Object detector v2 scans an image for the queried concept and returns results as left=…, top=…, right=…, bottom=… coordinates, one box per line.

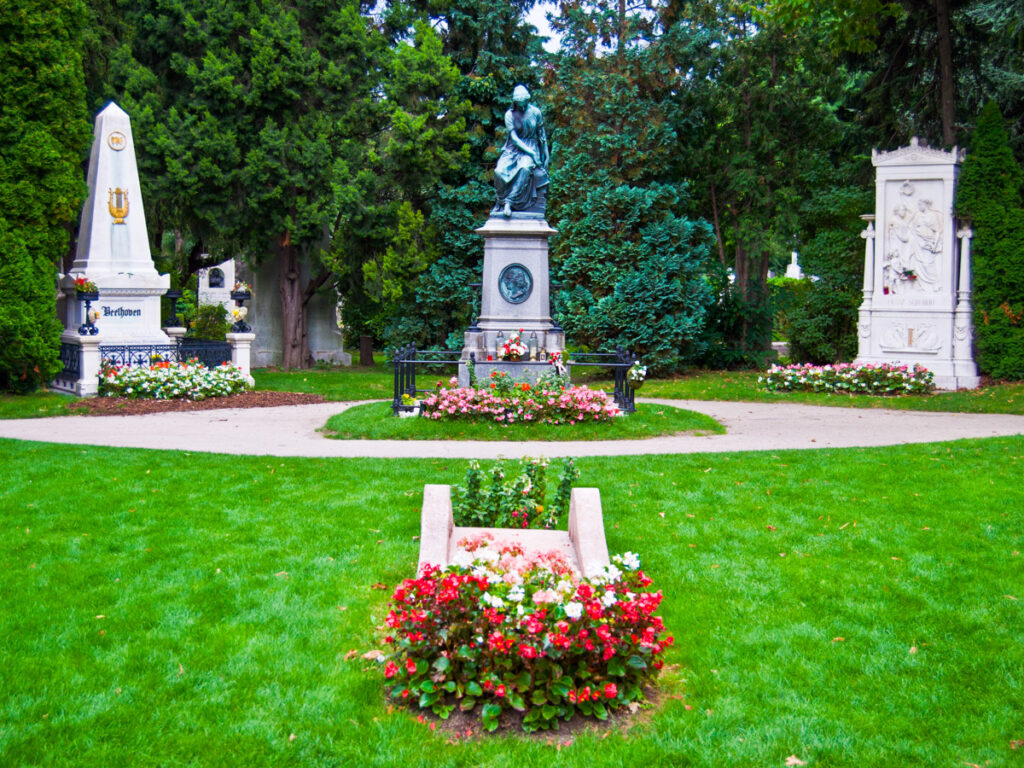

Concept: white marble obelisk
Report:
left=61, top=102, right=169, bottom=344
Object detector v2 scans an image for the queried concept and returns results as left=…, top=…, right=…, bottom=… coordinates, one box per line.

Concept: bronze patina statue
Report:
left=493, top=85, right=549, bottom=218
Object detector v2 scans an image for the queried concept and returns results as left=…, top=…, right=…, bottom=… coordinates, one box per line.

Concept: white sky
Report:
left=526, top=2, right=561, bottom=53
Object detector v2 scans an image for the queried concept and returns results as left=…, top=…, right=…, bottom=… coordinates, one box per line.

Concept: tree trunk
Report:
left=278, top=240, right=312, bottom=369
left=935, top=0, right=956, bottom=145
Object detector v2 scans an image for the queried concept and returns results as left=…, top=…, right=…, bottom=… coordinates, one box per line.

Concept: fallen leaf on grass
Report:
left=337, top=605, right=348, bottom=611
left=344, top=649, right=359, bottom=661
left=289, top=733, right=296, bottom=742
left=766, top=525, right=777, bottom=531
left=1010, top=739, right=1024, bottom=750
left=832, top=637, right=845, bottom=643
left=275, top=571, right=289, bottom=578
left=1005, top=595, right=1018, bottom=601
left=178, top=663, right=184, bottom=675
left=371, top=582, right=388, bottom=590
left=362, top=650, right=384, bottom=661
left=785, top=757, right=807, bottom=766
left=909, top=646, right=917, bottom=654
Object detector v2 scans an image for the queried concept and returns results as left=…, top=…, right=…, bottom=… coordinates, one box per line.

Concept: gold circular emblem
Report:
left=107, top=131, right=127, bottom=151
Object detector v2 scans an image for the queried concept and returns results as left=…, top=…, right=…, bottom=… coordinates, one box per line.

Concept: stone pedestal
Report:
left=59, top=332, right=103, bottom=397
left=226, top=332, right=256, bottom=384
left=854, top=138, right=980, bottom=390
left=459, top=217, right=564, bottom=385
left=163, top=326, right=187, bottom=342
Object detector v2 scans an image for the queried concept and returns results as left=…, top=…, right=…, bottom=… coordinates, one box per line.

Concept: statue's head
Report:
left=512, top=85, right=531, bottom=109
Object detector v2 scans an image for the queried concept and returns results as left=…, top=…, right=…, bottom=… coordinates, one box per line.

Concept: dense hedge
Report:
left=955, top=102, right=1024, bottom=380
left=0, top=0, right=90, bottom=391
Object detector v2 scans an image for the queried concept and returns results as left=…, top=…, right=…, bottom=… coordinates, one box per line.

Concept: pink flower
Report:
left=384, top=660, right=399, bottom=679
left=604, top=683, right=617, bottom=699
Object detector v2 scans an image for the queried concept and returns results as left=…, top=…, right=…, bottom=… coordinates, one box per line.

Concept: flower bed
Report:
left=420, top=374, right=620, bottom=425
left=98, top=359, right=252, bottom=400
left=383, top=539, right=671, bottom=732
left=760, top=362, right=935, bottom=395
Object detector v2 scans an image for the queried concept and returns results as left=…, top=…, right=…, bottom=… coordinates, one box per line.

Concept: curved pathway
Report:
left=1, top=398, right=1022, bottom=458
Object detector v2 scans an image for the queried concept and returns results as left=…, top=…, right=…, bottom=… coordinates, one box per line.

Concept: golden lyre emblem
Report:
left=107, top=131, right=127, bottom=151
left=108, top=187, right=129, bottom=224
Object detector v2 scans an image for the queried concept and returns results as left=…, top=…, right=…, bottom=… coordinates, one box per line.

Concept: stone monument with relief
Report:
left=854, top=137, right=980, bottom=390
left=459, top=85, right=565, bottom=385
left=60, top=102, right=170, bottom=345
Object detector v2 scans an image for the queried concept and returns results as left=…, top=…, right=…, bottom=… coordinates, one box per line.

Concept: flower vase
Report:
left=628, top=379, right=644, bottom=391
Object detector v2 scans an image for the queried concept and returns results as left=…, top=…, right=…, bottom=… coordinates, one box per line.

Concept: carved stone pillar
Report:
left=857, top=215, right=876, bottom=359
left=952, top=224, right=979, bottom=386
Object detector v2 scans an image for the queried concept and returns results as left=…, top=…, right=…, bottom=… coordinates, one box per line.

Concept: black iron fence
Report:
left=392, top=345, right=465, bottom=414
left=100, top=339, right=232, bottom=369
left=56, top=342, right=82, bottom=391
left=565, top=346, right=637, bottom=414
left=392, top=344, right=638, bottom=415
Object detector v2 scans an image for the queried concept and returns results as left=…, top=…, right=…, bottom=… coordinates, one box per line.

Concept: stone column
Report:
left=857, top=215, right=876, bottom=359
left=226, top=332, right=256, bottom=385
left=952, top=225, right=980, bottom=386
left=163, top=326, right=186, bottom=342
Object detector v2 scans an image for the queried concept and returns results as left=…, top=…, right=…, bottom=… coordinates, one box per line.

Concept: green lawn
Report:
left=4, top=365, right=1022, bottom=420
left=253, top=361, right=393, bottom=402
left=2, top=436, right=1022, bottom=766
left=323, top=401, right=723, bottom=441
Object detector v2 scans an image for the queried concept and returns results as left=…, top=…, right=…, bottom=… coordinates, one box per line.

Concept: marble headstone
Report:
left=854, top=137, right=979, bottom=390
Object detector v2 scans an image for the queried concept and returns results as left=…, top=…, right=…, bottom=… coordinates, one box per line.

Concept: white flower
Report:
left=480, top=592, right=506, bottom=610
left=601, top=590, right=617, bottom=608
left=613, top=551, right=641, bottom=571
left=564, top=601, right=583, bottom=620
left=507, top=585, right=525, bottom=603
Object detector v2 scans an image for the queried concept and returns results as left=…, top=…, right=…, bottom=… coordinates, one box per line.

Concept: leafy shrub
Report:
left=768, top=276, right=813, bottom=341
left=760, top=362, right=934, bottom=395
left=98, top=360, right=251, bottom=400
left=382, top=542, right=671, bottom=732
left=785, top=281, right=860, bottom=364
left=189, top=303, right=231, bottom=341
left=453, top=458, right=580, bottom=530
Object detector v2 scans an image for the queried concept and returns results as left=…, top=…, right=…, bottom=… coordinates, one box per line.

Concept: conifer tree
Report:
left=955, top=101, right=1024, bottom=379
left=0, top=0, right=90, bottom=391
left=544, top=1, right=716, bottom=372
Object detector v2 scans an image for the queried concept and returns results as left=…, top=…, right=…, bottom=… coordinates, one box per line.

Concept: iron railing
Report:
left=55, top=342, right=82, bottom=390
left=100, top=340, right=232, bottom=369
left=392, top=344, right=638, bottom=415
left=392, top=345, right=465, bottom=414
left=565, top=346, right=637, bottom=414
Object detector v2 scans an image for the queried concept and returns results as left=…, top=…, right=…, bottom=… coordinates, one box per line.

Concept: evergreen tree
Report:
left=376, top=0, right=542, bottom=350
left=95, top=1, right=467, bottom=368
left=955, top=101, right=1024, bottom=379
left=0, top=0, right=90, bottom=391
left=546, top=1, right=716, bottom=372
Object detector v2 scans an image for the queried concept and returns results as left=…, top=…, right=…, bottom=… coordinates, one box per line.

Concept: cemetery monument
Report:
left=854, top=137, right=980, bottom=390
left=459, top=85, right=565, bottom=385
left=59, top=102, right=170, bottom=346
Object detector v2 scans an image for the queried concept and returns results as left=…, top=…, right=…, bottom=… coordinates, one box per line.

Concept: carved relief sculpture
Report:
left=882, top=182, right=942, bottom=294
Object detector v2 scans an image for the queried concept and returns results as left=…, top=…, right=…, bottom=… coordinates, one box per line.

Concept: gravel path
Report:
left=1, top=398, right=1022, bottom=458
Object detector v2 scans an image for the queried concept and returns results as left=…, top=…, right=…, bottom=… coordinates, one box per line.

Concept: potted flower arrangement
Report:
left=900, top=269, right=918, bottom=282
left=230, top=280, right=252, bottom=301
left=500, top=329, right=529, bottom=361
left=73, top=275, right=99, bottom=301
left=626, top=361, right=647, bottom=390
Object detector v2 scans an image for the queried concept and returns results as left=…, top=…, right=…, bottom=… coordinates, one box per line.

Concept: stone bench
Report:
left=417, top=484, right=611, bottom=577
